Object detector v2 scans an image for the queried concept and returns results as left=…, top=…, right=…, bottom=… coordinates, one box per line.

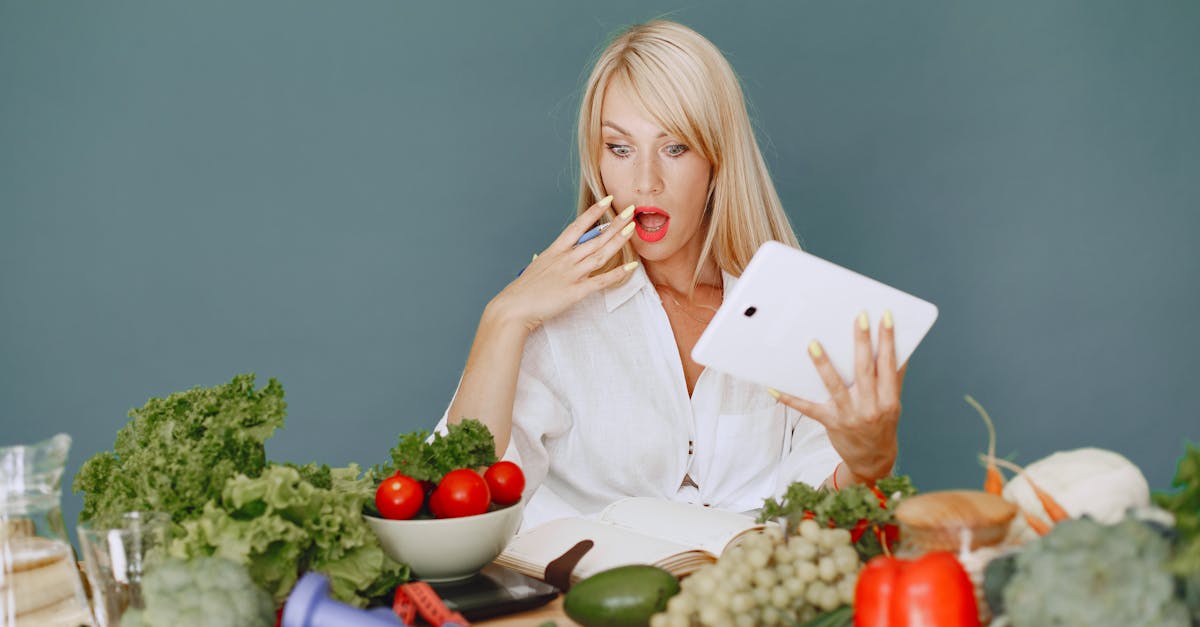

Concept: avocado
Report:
left=563, top=565, right=680, bottom=627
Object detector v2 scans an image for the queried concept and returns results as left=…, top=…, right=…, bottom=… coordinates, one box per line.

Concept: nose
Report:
left=633, top=155, right=662, bottom=196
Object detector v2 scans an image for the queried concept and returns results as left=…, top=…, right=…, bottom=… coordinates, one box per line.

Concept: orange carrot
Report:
left=989, top=456, right=1071, bottom=523
left=965, top=395, right=1005, bottom=495
left=1022, top=509, right=1052, bottom=536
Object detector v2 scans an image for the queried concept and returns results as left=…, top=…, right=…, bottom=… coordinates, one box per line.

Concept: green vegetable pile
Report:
left=1000, top=516, right=1190, bottom=626
left=1153, top=443, right=1200, bottom=623
left=73, top=374, right=408, bottom=607
left=120, top=556, right=275, bottom=627
left=372, top=419, right=497, bottom=483
left=758, top=475, right=916, bottom=560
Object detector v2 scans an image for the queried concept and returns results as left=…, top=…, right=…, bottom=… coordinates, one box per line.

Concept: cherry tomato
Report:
left=375, top=473, right=424, bottom=520
left=429, top=469, right=491, bottom=518
left=484, top=461, right=525, bottom=506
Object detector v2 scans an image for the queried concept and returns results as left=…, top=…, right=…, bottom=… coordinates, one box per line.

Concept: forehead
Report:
left=600, top=81, right=668, bottom=138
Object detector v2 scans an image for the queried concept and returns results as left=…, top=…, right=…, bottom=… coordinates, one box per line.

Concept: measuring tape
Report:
left=393, top=581, right=469, bottom=627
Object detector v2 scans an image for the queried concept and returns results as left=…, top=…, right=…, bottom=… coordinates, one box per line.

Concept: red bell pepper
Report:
left=854, top=551, right=979, bottom=627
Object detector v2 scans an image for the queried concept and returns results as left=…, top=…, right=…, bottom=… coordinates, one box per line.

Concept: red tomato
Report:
left=375, top=474, right=424, bottom=520
left=429, top=469, right=491, bottom=518
left=483, top=461, right=525, bottom=506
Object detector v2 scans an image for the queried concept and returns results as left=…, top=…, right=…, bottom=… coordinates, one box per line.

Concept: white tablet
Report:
left=691, top=241, right=938, bottom=403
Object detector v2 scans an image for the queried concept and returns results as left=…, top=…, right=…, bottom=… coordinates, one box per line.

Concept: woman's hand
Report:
left=773, top=311, right=906, bottom=484
left=489, top=196, right=639, bottom=332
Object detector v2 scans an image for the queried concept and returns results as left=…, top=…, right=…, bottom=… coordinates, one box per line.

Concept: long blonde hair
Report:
left=576, top=20, right=800, bottom=287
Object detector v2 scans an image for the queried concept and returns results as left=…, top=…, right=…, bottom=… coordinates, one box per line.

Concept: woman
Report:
left=438, top=21, right=903, bottom=529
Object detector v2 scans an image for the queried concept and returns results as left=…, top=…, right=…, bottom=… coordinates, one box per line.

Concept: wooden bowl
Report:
left=894, top=490, right=1017, bottom=552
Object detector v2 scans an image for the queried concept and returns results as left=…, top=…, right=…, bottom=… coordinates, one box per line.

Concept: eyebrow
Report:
left=602, top=121, right=668, bottom=139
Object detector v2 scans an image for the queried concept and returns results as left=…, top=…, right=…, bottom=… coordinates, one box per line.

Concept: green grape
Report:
left=754, top=569, right=778, bottom=589
left=788, top=536, right=817, bottom=561
left=730, top=592, right=754, bottom=613
left=837, top=575, right=858, bottom=605
left=798, top=519, right=822, bottom=541
left=770, top=584, right=791, bottom=609
left=794, top=560, right=818, bottom=583
left=818, top=556, right=838, bottom=582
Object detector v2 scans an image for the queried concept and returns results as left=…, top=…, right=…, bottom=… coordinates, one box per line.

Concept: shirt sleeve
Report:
left=432, top=327, right=572, bottom=507
left=772, top=408, right=843, bottom=496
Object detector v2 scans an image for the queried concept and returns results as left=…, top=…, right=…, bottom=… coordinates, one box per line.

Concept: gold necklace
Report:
left=655, top=284, right=722, bottom=325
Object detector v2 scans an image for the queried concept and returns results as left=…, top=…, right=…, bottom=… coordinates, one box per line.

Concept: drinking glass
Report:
left=77, top=511, right=170, bottom=627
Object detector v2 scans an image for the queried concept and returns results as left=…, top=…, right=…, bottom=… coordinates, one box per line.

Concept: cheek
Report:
left=598, top=160, right=629, bottom=194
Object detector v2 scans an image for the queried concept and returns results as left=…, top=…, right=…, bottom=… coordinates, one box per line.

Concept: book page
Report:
left=497, top=516, right=700, bottom=581
left=598, top=497, right=766, bottom=555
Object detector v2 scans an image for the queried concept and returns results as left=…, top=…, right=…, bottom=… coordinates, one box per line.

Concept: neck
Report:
left=643, top=237, right=721, bottom=296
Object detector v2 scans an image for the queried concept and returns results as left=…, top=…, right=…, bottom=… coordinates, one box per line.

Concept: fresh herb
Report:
left=759, top=476, right=916, bottom=560
left=1153, top=442, right=1200, bottom=577
left=373, top=419, right=497, bottom=483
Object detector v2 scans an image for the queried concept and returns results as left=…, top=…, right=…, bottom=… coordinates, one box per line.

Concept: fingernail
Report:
left=620, top=204, right=636, bottom=219
left=621, top=222, right=636, bottom=237
left=808, top=340, right=823, bottom=358
left=531, top=253, right=538, bottom=262
left=599, top=195, right=614, bottom=207
left=858, top=311, right=869, bottom=331
left=883, top=309, right=894, bottom=329
left=623, top=261, right=640, bottom=272
left=767, top=388, right=781, bottom=400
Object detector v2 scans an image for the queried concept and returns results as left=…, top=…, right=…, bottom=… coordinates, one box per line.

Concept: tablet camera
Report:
left=743, top=306, right=757, bottom=317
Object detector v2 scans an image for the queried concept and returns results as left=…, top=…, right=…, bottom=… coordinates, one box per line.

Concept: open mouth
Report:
left=633, top=206, right=670, bottom=243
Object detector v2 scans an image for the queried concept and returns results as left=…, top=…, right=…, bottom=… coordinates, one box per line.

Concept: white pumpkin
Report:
left=1002, top=447, right=1150, bottom=543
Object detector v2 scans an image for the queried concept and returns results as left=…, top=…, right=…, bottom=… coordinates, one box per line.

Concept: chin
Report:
left=631, top=240, right=679, bottom=262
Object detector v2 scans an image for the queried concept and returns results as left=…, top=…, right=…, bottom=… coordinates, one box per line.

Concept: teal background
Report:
left=2, top=1, right=1197, bottom=534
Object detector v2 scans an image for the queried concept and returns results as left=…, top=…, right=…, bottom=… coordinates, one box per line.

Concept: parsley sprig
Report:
left=372, top=419, right=497, bottom=483
left=759, top=475, right=917, bottom=560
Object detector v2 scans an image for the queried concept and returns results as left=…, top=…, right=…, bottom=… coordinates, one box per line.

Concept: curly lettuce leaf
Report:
left=74, top=374, right=286, bottom=522
left=374, top=418, right=497, bottom=482
left=171, top=464, right=408, bottom=607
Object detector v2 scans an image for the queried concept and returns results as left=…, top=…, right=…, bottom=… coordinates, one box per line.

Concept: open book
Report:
left=495, top=497, right=769, bottom=583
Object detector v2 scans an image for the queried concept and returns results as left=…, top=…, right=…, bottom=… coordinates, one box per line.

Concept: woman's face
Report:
left=598, top=82, right=712, bottom=266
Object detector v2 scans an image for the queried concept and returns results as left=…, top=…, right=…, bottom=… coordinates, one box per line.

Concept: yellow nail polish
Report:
left=621, top=222, right=636, bottom=237
left=619, top=204, right=635, bottom=220
left=598, top=195, right=614, bottom=207
left=858, top=311, right=869, bottom=331
left=623, top=261, right=640, bottom=272
left=767, top=388, right=781, bottom=400
left=808, top=340, right=823, bottom=358
left=531, top=253, right=538, bottom=262
left=883, top=309, right=894, bottom=329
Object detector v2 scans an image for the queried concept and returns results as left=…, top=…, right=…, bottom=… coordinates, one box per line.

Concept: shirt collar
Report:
left=603, top=264, right=740, bottom=312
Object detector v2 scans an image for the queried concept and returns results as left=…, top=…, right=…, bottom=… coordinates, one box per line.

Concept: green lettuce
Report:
left=75, top=374, right=285, bottom=521
left=74, top=375, right=409, bottom=608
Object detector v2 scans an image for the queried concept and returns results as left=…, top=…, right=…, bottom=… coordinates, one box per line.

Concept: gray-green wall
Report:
left=3, top=1, right=1197, bottom=533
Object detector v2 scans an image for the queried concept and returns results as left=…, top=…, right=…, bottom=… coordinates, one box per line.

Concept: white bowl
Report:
left=364, top=502, right=524, bottom=582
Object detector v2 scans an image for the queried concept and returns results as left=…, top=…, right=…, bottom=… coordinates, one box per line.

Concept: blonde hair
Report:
left=576, top=20, right=799, bottom=287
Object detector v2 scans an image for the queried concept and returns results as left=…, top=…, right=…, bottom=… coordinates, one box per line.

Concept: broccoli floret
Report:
left=121, top=557, right=275, bottom=627
left=1003, top=517, right=1190, bottom=627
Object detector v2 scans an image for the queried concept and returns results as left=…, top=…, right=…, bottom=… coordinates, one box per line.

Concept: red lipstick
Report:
left=633, top=206, right=670, bottom=243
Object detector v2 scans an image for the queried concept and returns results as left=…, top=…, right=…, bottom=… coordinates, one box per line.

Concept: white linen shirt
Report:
left=436, top=265, right=842, bottom=531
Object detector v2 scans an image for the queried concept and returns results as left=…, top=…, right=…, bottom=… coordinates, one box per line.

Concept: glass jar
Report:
left=1, top=433, right=94, bottom=626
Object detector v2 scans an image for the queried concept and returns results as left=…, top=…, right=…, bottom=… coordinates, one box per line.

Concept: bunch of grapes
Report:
left=650, top=519, right=861, bottom=626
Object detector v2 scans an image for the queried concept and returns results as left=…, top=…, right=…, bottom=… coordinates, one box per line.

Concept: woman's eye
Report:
left=605, top=143, right=632, bottom=158
left=665, top=144, right=689, bottom=157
